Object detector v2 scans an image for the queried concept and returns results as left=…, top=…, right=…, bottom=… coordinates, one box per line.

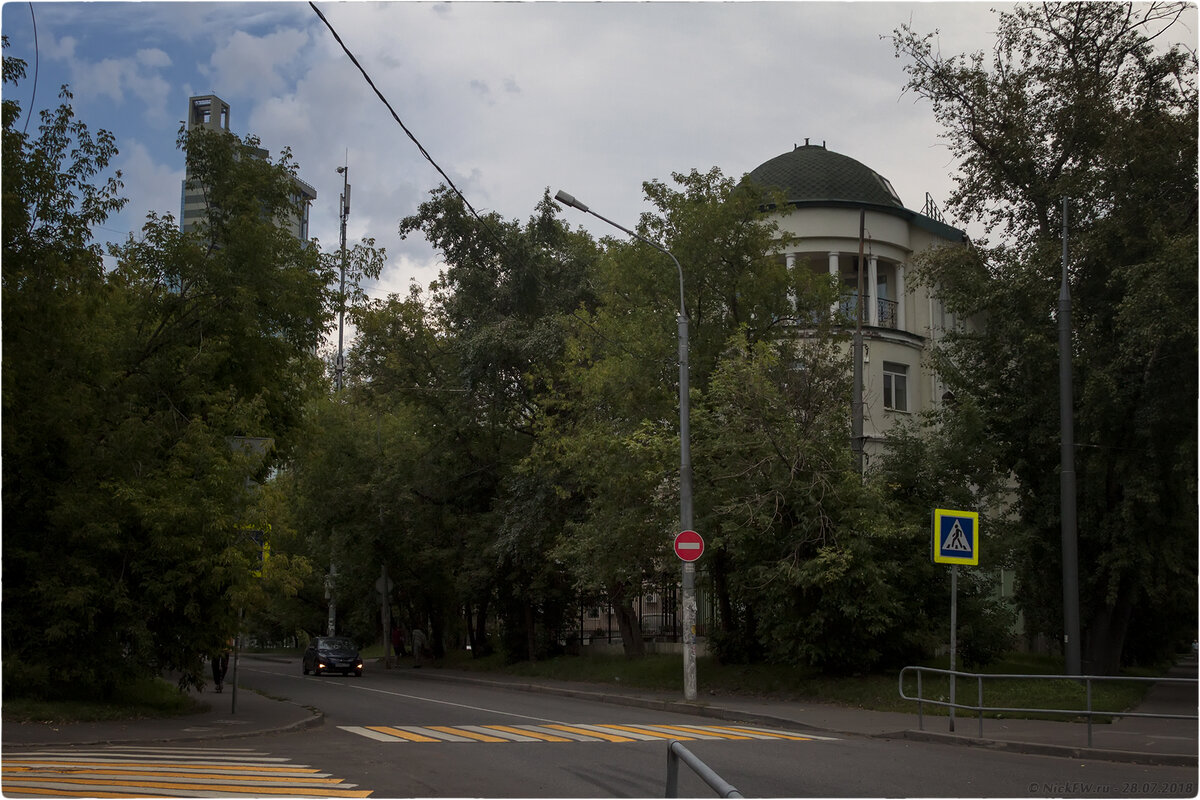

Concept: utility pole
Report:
left=852, top=209, right=866, bottom=474
left=329, top=162, right=351, bottom=638
left=335, top=163, right=351, bottom=392
left=1059, top=198, right=1082, bottom=675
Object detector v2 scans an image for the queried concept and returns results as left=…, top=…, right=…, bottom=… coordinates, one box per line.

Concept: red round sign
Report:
left=673, top=530, right=704, bottom=562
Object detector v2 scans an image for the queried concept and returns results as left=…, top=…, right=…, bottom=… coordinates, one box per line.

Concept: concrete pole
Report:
left=1059, top=198, right=1082, bottom=675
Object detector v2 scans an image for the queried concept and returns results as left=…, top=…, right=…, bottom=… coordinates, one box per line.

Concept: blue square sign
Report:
left=933, top=508, right=979, bottom=565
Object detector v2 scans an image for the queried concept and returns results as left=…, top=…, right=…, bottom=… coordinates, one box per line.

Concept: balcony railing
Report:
left=837, top=295, right=899, bottom=330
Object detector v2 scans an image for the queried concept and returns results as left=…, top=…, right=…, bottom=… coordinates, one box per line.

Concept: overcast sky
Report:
left=3, top=1, right=1194, bottom=312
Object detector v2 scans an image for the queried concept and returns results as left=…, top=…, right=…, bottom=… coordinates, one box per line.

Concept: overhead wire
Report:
left=23, top=2, right=38, bottom=135
left=307, top=1, right=676, bottom=373
left=308, top=1, right=507, bottom=254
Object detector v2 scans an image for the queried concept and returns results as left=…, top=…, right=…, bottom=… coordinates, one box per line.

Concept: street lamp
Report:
left=553, top=189, right=697, bottom=702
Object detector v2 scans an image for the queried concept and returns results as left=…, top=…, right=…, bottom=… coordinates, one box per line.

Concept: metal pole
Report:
left=949, top=564, right=957, bottom=733
left=335, top=163, right=350, bottom=392
left=1059, top=198, right=1082, bottom=675
left=381, top=564, right=392, bottom=669
left=852, top=209, right=865, bottom=473
left=553, top=190, right=696, bottom=701
left=326, top=561, right=337, bottom=636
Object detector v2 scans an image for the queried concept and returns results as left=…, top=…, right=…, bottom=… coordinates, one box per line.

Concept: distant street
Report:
left=217, top=656, right=1197, bottom=798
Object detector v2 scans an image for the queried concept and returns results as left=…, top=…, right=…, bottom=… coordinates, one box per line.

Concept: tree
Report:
left=892, top=2, right=1197, bottom=672
left=536, top=168, right=805, bottom=657
left=2, top=41, right=337, bottom=695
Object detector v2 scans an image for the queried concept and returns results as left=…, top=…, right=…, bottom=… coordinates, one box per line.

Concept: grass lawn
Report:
left=2, top=677, right=208, bottom=724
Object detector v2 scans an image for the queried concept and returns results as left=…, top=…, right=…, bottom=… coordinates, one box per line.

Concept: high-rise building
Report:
left=180, top=94, right=316, bottom=241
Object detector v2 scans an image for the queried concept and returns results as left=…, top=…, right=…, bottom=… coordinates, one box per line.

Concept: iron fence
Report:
left=899, top=665, right=1198, bottom=747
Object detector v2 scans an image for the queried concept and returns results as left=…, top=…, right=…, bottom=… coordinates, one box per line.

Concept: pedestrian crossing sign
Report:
left=933, top=508, right=979, bottom=565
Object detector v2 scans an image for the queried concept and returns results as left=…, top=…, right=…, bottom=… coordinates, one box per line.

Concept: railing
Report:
left=899, top=666, right=1198, bottom=747
left=837, top=295, right=899, bottom=330
left=665, top=741, right=743, bottom=798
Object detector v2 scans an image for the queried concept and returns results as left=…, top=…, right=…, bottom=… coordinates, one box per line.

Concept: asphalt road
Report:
left=226, top=656, right=1198, bottom=798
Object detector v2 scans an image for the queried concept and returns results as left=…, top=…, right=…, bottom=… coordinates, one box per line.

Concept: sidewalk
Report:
left=2, top=680, right=321, bottom=749
left=4, top=655, right=1195, bottom=767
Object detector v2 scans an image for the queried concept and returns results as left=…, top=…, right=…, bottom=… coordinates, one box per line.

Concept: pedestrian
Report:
left=391, top=623, right=407, bottom=659
left=411, top=627, right=427, bottom=668
left=212, top=638, right=231, bottom=692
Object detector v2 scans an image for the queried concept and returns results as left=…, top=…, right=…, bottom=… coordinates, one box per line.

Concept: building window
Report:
left=883, top=361, right=909, bottom=412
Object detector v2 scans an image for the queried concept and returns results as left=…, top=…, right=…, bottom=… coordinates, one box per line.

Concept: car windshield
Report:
left=321, top=638, right=355, bottom=650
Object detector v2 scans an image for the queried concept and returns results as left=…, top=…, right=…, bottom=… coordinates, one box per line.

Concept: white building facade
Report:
left=748, top=142, right=968, bottom=463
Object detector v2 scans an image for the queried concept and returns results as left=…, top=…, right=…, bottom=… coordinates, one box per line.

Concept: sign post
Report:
left=932, top=508, right=979, bottom=733
left=376, top=567, right=394, bottom=668
left=673, top=530, right=703, bottom=701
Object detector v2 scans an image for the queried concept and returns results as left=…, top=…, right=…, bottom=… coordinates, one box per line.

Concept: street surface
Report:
left=5, top=655, right=1196, bottom=798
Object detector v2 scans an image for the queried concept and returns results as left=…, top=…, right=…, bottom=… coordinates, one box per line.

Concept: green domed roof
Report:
left=747, top=143, right=904, bottom=209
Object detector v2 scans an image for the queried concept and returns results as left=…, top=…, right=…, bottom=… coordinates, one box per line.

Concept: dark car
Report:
left=303, top=636, right=363, bottom=677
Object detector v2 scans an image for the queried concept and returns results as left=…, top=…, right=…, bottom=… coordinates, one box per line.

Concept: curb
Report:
left=893, top=729, right=1198, bottom=769
left=2, top=694, right=324, bottom=750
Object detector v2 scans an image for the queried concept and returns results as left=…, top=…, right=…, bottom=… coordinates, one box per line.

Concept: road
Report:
left=7, top=655, right=1197, bottom=798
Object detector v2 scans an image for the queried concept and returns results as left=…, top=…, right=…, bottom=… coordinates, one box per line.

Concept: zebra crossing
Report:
left=1, top=745, right=371, bottom=797
left=338, top=721, right=834, bottom=744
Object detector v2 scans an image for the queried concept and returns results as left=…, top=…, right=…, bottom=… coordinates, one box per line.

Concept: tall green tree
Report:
left=536, top=168, right=800, bottom=656
left=2, top=42, right=337, bottom=695
left=892, top=2, right=1197, bottom=671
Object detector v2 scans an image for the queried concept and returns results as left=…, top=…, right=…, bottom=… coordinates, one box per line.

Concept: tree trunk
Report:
left=524, top=597, right=537, bottom=662
left=607, top=581, right=644, bottom=658
left=1083, top=580, right=1135, bottom=675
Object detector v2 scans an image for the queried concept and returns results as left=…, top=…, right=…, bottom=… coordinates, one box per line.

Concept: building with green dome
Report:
left=748, top=141, right=970, bottom=464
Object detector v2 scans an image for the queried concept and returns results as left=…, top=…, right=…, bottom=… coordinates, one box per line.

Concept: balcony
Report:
left=837, top=295, right=900, bottom=330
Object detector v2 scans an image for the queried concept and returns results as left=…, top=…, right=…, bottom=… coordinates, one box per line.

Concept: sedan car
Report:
left=302, top=636, right=364, bottom=677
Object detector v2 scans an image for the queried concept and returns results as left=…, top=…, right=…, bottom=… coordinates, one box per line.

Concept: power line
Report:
left=308, top=1, right=506, bottom=253
left=308, top=1, right=675, bottom=374
left=23, top=2, right=38, bottom=135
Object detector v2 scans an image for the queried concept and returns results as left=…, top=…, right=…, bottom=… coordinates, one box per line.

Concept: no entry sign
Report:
left=674, top=530, right=704, bottom=562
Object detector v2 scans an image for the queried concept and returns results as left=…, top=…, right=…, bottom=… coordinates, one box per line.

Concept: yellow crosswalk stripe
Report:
left=540, top=724, right=637, bottom=742
left=645, top=723, right=755, bottom=740
left=708, top=724, right=814, bottom=741
left=591, top=723, right=695, bottom=740
left=482, top=725, right=572, bottom=742
left=426, top=725, right=509, bottom=743
left=2, top=747, right=370, bottom=798
left=365, top=726, right=439, bottom=742
left=336, top=721, right=831, bottom=746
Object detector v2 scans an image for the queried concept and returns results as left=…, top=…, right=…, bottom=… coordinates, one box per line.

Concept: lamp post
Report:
left=553, top=190, right=697, bottom=701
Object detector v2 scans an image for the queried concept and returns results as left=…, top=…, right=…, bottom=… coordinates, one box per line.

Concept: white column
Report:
left=895, top=263, right=906, bottom=331
left=785, top=253, right=797, bottom=314
left=828, top=252, right=840, bottom=315
left=868, top=255, right=879, bottom=327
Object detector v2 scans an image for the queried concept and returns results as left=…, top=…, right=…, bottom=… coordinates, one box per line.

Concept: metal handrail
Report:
left=665, top=740, right=743, bottom=798
left=899, top=665, right=1198, bottom=747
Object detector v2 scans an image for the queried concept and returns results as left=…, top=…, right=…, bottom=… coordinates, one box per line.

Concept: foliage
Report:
left=2, top=43, right=334, bottom=697
left=892, top=2, right=1197, bottom=671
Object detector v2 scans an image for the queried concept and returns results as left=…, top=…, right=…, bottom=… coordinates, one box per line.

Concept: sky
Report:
left=3, top=1, right=1195, bottom=335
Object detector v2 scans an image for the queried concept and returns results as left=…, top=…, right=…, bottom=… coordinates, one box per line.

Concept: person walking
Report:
left=211, top=639, right=231, bottom=692
left=392, top=623, right=407, bottom=659
left=411, top=627, right=427, bottom=668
